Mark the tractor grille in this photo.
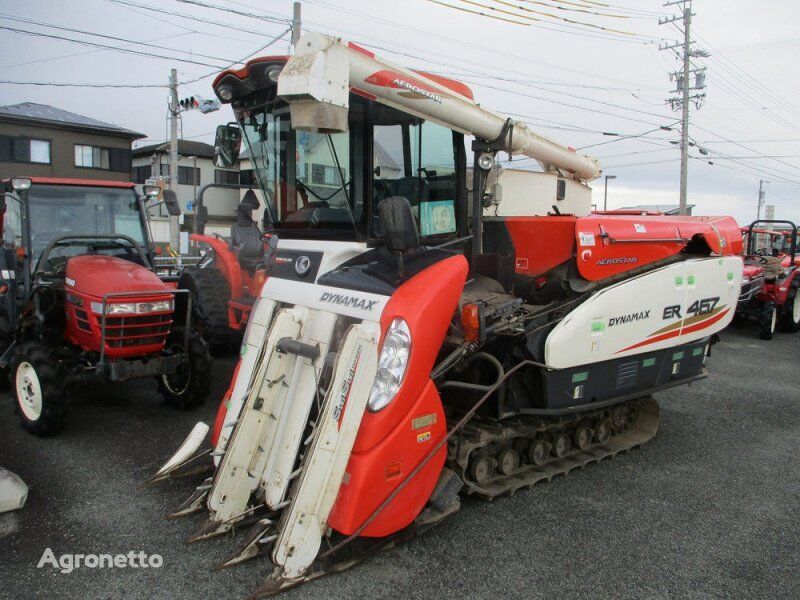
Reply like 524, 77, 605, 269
102, 313, 172, 348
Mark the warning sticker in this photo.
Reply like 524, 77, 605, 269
579, 232, 596, 246
416, 431, 432, 443
634, 223, 647, 233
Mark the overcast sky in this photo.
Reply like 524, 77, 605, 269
1, 0, 798, 225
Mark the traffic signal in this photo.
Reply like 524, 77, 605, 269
178, 96, 220, 114
179, 96, 199, 111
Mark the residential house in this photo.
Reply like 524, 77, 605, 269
0, 102, 144, 181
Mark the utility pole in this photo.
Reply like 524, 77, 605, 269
291, 2, 301, 51
168, 68, 180, 253
603, 174, 616, 211
757, 179, 767, 221
659, 1, 707, 216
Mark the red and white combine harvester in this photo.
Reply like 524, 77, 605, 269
153, 34, 743, 595
735, 220, 800, 339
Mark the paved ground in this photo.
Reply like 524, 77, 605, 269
1, 324, 798, 600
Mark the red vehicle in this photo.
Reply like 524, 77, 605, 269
151, 35, 745, 596
181, 190, 272, 347
735, 220, 800, 339
0, 177, 211, 435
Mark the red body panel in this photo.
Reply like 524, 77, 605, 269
191, 234, 245, 300
211, 360, 241, 448
190, 234, 269, 330
2, 177, 135, 188
64, 256, 173, 358
327, 254, 469, 537
504, 214, 742, 283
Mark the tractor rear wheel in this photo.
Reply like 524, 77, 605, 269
780, 282, 800, 333
10, 342, 68, 436
759, 302, 777, 340
158, 327, 212, 410
184, 266, 240, 350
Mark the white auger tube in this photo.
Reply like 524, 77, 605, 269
279, 33, 601, 182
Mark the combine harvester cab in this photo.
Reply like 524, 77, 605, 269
153, 34, 743, 595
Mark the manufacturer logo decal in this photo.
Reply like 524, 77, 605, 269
416, 431, 431, 443
294, 255, 311, 277
332, 345, 362, 430
598, 257, 638, 265
320, 292, 378, 311
608, 310, 650, 327
363, 70, 445, 103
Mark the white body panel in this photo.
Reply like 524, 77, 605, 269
276, 240, 367, 278
0, 468, 27, 513
279, 33, 600, 182
272, 322, 380, 578
261, 310, 337, 508
207, 308, 306, 521
215, 298, 277, 460
546, 256, 743, 368
261, 278, 387, 323
488, 169, 593, 218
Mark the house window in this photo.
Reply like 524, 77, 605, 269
132, 165, 152, 184
239, 169, 254, 186
75, 145, 110, 169
214, 169, 239, 185
178, 166, 201, 186
0, 136, 51, 164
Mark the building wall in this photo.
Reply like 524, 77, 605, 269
0, 122, 133, 181
132, 154, 240, 221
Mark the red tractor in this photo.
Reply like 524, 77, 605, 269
180, 187, 273, 348
735, 220, 800, 339
0, 177, 212, 435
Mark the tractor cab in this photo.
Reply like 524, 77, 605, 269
0, 177, 209, 436
735, 220, 800, 338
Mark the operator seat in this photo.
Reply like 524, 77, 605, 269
761, 256, 783, 281
230, 202, 264, 271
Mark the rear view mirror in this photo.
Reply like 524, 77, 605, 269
163, 189, 181, 217
214, 124, 242, 168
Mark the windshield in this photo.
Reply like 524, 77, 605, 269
26, 185, 146, 261
239, 97, 365, 239
235, 90, 461, 242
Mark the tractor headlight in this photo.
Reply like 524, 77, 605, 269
90, 299, 173, 315
367, 318, 411, 412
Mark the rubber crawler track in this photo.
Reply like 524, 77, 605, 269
450, 396, 660, 499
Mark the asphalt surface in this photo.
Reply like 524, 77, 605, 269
1, 324, 798, 600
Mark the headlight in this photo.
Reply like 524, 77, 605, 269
367, 318, 411, 412
90, 299, 173, 315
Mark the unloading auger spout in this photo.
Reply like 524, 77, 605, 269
278, 33, 601, 182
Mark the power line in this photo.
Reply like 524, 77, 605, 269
179, 27, 291, 84
169, 0, 292, 26
0, 80, 165, 88
0, 14, 239, 64
0, 24, 227, 69
106, 0, 282, 41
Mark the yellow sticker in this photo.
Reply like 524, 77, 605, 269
416, 431, 431, 443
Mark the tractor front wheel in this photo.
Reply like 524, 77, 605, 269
758, 302, 777, 340
158, 327, 212, 410
10, 342, 68, 436
780, 282, 800, 333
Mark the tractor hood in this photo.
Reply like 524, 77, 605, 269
65, 255, 168, 298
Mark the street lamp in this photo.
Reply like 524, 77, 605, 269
603, 174, 617, 211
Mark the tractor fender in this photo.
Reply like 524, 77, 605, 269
327, 254, 468, 538
190, 234, 244, 300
